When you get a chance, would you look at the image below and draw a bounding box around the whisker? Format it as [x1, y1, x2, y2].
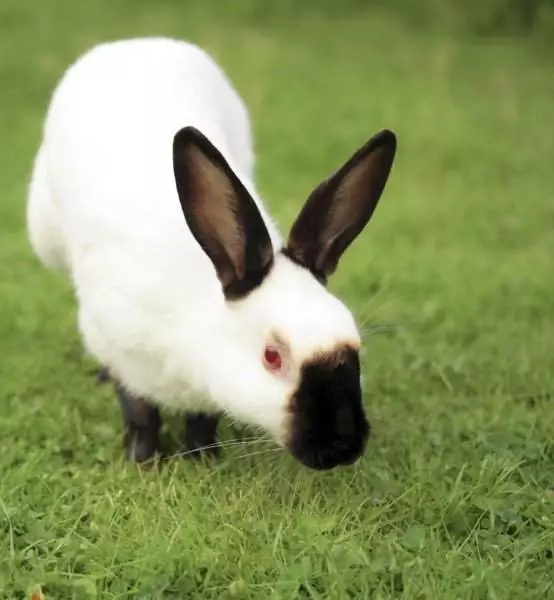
[359, 321, 400, 339]
[358, 289, 414, 335]
[219, 436, 274, 448]
[354, 280, 391, 321]
[219, 435, 272, 445]
[357, 297, 397, 331]
[164, 437, 274, 461]
[230, 447, 284, 462]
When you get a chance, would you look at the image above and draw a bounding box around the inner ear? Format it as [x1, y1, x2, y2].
[173, 127, 274, 300]
[179, 144, 245, 282]
[286, 129, 396, 282]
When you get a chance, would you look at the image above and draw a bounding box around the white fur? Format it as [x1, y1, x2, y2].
[27, 38, 361, 442]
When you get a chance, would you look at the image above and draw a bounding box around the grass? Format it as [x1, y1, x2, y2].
[1, 1, 553, 598]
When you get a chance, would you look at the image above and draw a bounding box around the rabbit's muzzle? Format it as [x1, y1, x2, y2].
[286, 346, 370, 470]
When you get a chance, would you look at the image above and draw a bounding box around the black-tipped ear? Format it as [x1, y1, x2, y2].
[173, 126, 274, 300]
[285, 129, 397, 283]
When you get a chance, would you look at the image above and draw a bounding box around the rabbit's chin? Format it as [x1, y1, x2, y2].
[289, 439, 368, 471]
[286, 418, 370, 470]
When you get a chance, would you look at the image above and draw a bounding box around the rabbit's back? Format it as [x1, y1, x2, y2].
[32, 38, 278, 403]
[44, 38, 255, 228]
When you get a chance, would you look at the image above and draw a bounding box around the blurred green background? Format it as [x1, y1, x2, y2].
[0, 1, 553, 599]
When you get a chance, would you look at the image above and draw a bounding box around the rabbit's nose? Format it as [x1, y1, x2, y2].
[335, 405, 356, 436]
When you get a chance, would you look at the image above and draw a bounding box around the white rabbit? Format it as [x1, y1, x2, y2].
[27, 37, 397, 470]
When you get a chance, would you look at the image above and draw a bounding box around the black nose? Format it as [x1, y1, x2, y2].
[287, 346, 369, 470]
[289, 418, 370, 471]
[336, 406, 356, 437]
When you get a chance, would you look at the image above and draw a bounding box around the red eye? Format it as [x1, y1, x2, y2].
[263, 346, 282, 372]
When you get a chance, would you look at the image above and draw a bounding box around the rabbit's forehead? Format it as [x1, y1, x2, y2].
[260, 255, 361, 358]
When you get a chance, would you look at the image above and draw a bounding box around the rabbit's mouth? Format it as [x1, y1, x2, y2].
[285, 345, 370, 470]
[288, 427, 370, 470]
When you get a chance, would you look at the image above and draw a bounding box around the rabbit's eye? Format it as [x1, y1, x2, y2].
[263, 346, 282, 372]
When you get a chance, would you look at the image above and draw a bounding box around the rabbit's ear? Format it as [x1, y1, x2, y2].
[173, 127, 273, 300]
[285, 129, 396, 283]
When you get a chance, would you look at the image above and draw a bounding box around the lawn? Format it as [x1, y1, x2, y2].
[0, 1, 553, 598]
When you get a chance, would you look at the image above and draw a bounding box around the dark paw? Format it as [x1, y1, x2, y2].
[183, 412, 220, 460]
[123, 428, 160, 466]
[116, 381, 162, 467]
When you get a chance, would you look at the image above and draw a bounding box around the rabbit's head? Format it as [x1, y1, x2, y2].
[173, 127, 396, 470]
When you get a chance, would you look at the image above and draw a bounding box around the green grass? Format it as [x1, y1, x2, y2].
[1, 1, 554, 598]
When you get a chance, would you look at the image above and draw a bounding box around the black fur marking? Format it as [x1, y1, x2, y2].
[224, 257, 274, 301]
[183, 412, 220, 459]
[115, 381, 162, 464]
[288, 347, 369, 470]
[285, 129, 396, 280]
[173, 126, 274, 301]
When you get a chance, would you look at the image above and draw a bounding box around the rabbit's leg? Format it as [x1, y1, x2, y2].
[115, 381, 161, 463]
[183, 413, 220, 458]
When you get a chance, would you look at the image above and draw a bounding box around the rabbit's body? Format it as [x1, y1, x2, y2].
[29, 39, 278, 415]
[28, 38, 397, 469]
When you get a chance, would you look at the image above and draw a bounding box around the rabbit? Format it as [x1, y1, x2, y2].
[27, 37, 397, 470]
